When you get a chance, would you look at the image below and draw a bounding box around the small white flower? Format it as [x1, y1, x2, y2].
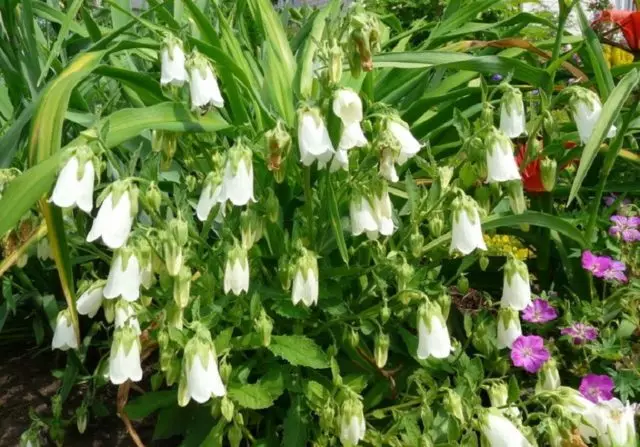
[569, 87, 616, 144]
[379, 149, 398, 182]
[339, 398, 366, 446]
[371, 190, 394, 238]
[221, 142, 254, 207]
[180, 336, 226, 406]
[449, 195, 487, 255]
[37, 237, 52, 261]
[338, 122, 367, 151]
[223, 245, 249, 295]
[163, 240, 183, 277]
[49, 150, 95, 213]
[115, 301, 141, 334]
[349, 196, 378, 238]
[196, 173, 225, 222]
[298, 108, 335, 168]
[103, 250, 141, 302]
[76, 284, 104, 318]
[496, 308, 521, 349]
[481, 412, 531, 447]
[188, 53, 224, 110]
[500, 257, 531, 311]
[52, 310, 78, 351]
[330, 148, 349, 173]
[500, 86, 526, 138]
[593, 398, 637, 447]
[333, 89, 363, 126]
[388, 119, 421, 165]
[109, 327, 143, 385]
[291, 251, 319, 307]
[86, 182, 137, 249]
[160, 37, 187, 87]
[417, 301, 452, 360]
[486, 128, 521, 183]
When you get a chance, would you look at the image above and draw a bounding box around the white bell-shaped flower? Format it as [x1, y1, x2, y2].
[86, 181, 137, 249]
[350, 195, 378, 238]
[179, 335, 226, 406]
[499, 86, 526, 138]
[76, 283, 104, 318]
[417, 300, 452, 360]
[108, 326, 143, 385]
[291, 250, 319, 307]
[49, 146, 96, 213]
[221, 141, 254, 207]
[339, 398, 366, 446]
[486, 128, 521, 183]
[196, 171, 225, 222]
[371, 189, 394, 238]
[223, 244, 250, 295]
[298, 108, 335, 168]
[379, 149, 399, 183]
[449, 195, 487, 255]
[388, 119, 421, 165]
[333, 88, 363, 125]
[537, 359, 561, 391]
[496, 308, 521, 349]
[480, 411, 531, 447]
[160, 36, 187, 87]
[594, 398, 637, 447]
[500, 257, 532, 311]
[330, 148, 349, 173]
[569, 87, 616, 144]
[339, 122, 367, 151]
[188, 52, 224, 109]
[37, 237, 53, 261]
[104, 249, 141, 302]
[52, 310, 78, 351]
[562, 387, 600, 440]
[115, 301, 141, 334]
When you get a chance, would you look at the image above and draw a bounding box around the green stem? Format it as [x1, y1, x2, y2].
[536, 193, 552, 290]
[304, 167, 313, 244]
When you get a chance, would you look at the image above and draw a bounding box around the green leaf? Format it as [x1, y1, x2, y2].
[110, 0, 132, 29]
[228, 378, 284, 410]
[576, 4, 614, 98]
[247, 0, 295, 75]
[303, 380, 331, 411]
[327, 179, 349, 266]
[567, 69, 639, 205]
[268, 335, 330, 369]
[294, 3, 330, 99]
[283, 396, 308, 447]
[125, 391, 177, 420]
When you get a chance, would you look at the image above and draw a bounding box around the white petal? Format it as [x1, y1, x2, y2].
[500, 274, 531, 311]
[190, 66, 224, 109]
[338, 122, 367, 150]
[50, 157, 80, 209]
[486, 140, 521, 183]
[76, 161, 95, 213]
[188, 354, 213, 403]
[52, 314, 78, 351]
[102, 194, 134, 249]
[224, 160, 254, 206]
[76, 287, 104, 318]
[330, 149, 349, 173]
[305, 269, 318, 306]
[86, 193, 113, 243]
[389, 121, 421, 164]
[500, 102, 526, 139]
[379, 153, 399, 182]
[120, 256, 141, 302]
[416, 319, 430, 360]
[449, 209, 486, 255]
[291, 270, 305, 305]
[333, 89, 363, 125]
[298, 113, 335, 158]
[205, 352, 226, 397]
[160, 47, 187, 87]
[497, 319, 521, 349]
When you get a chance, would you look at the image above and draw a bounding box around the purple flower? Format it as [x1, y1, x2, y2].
[579, 374, 615, 403]
[510, 335, 550, 373]
[601, 259, 628, 283]
[560, 323, 598, 345]
[491, 74, 503, 82]
[609, 215, 640, 242]
[581, 251, 610, 277]
[604, 194, 631, 208]
[522, 299, 558, 323]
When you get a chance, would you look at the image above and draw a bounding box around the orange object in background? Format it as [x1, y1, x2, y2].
[594, 9, 640, 50]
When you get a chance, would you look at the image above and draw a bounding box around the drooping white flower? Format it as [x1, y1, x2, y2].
[49, 146, 96, 214]
[561, 387, 600, 440]
[486, 128, 521, 183]
[76, 283, 105, 318]
[103, 249, 141, 302]
[569, 87, 616, 144]
[330, 148, 349, 173]
[37, 237, 52, 261]
[115, 301, 141, 334]
[86, 181, 137, 249]
[371, 189, 394, 238]
[52, 310, 78, 351]
[339, 122, 367, 150]
[188, 51, 224, 110]
[449, 195, 487, 255]
[594, 398, 637, 447]
[500, 257, 532, 311]
[379, 149, 398, 182]
[387, 119, 421, 165]
[108, 326, 143, 385]
[223, 244, 250, 295]
[480, 411, 531, 447]
[178, 334, 226, 406]
[496, 307, 521, 349]
[417, 300, 452, 360]
[350, 195, 378, 238]
[339, 398, 366, 446]
[291, 249, 319, 307]
[160, 35, 187, 87]
[196, 171, 225, 222]
[333, 88, 363, 126]
[298, 108, 335, 168]
[221, 141, 254, 207]
[500, 85, 526, 138]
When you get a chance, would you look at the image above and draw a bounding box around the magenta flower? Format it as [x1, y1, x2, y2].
[560, 323, 598, 345]
[510, 335, 550, 373]
[609, 215, 640, 242]
[521, 299, 558, 323]
[601, 259, 628, 282]
[581, 251, 610, 276]
[579, 374, 615, 403]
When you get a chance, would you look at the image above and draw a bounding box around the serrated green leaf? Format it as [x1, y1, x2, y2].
[268, 335, 330, 369]
[228, 380, 283, 410]
[303, 380, 331, 410]
[283, 396, 308, 447]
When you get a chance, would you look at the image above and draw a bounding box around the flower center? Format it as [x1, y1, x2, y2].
[522, 347, 533, 358]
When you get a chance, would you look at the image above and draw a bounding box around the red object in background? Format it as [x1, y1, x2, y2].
[515, 141, 579, 193]
[594, 10, 640, 50]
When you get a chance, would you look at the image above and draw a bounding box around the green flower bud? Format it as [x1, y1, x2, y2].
[506, 180, 527, 215]
[479, 255, 490, 271]
[168, 216, 189, 247]
[436, 293, 452, 320]
[265, 120, 291, 183]
[228, 423, 242, 447]
[428, 213, 444, 238]
[185, 175, 197, 193]
[219, 359, 232, 383]
[380, 303, 391, 324]
[457, 275, 469, 294]
[410, 231, 424, 258]
[459, 162, 478, 189]
[173, 266, 192, 309]
[443, 389, 465, 424]
[540, 157, 557, 192]
[221, 396, 234, 422]
[145, 182, 162, 213]
[265, 189, 279, 223]
[374, 332, 389, 368]
[348, 328, 360, 348]
[76, 404, 88, 434]
[328, 40, 343, 86]
[254, 309, 273, 347]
